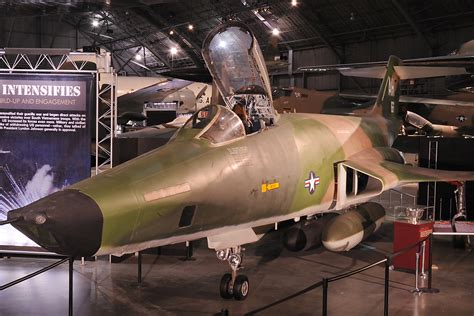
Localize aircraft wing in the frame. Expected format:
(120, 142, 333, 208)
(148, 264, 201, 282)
(118, 78, 192, 113)
(340, 93, 474, 107)
(298, 54, 474, 73)
(336, 147, 474, 207)
(343, 158, 474, 190)
(304, 65, 468, 79)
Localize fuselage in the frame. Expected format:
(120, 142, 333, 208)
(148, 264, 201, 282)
(9, 109, 391, 256)
(83, 111, 389, 255)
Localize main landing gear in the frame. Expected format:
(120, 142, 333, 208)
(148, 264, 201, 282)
(216, 246, 249, 300)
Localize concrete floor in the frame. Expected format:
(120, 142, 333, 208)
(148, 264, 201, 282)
(0, 221, 473, 316)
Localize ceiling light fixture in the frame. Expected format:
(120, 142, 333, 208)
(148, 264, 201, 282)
(135, 54, 142, 61)
(272, 28, 280, 36)
(92, 20, 99, 27)
(170, 47, 178, 55)
(291, 0, 297, 6)
(188, 24, 194, 31)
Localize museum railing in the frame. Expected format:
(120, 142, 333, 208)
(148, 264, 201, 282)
(0, 253, 74, 316)
(245, 234, 433, 316)
(321, 234, 433, 316)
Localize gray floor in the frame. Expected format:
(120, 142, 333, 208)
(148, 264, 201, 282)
(0, 221, 473, 316)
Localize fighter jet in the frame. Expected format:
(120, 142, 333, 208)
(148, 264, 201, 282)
(272, 86, 474, 137)
(3, 22, 474, 301)
(298, 41, 474, 136)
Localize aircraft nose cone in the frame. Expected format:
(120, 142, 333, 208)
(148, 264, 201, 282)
(7, 189, 103, 257)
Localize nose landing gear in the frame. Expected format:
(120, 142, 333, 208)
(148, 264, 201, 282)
(216, 246, 249, 300)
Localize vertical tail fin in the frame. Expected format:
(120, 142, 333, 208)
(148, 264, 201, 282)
(372, 55, 403, 139)
(374, 55, 402, 120)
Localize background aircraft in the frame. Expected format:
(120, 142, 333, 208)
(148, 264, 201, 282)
(273, 86, 474, 138)
(3, 22, 474, 302)
(298, 39, 474, 73)
(66, 51, 212, 127)
(116, 76, 211, 118)
(297, 40, 474, 136)
(91, 72, 212, 163)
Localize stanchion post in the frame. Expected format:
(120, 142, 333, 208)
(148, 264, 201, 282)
(322, 278, 328, 316)
(428, 234, 433, 289)
(411, 243, 421, 294)
(414, 251, 420, 292)
(421, 241, 426, 278)
(181, 241, 196, 261)
(137, 251, 142, 284)
(420, 234, 439, 294)
(186, 241, 193, 259)
(384, 257, 389, 316)
(69, 257, 74, 316)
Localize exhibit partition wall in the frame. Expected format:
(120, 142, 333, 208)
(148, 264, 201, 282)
(0, 73, 94, 249)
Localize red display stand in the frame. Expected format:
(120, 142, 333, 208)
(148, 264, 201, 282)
(393, 220, 433, 272)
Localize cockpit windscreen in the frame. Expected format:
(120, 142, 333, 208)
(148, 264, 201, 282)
(179, 105, 245, 145)
(183, 105, 217, 130)
(200, 106, 245, 144)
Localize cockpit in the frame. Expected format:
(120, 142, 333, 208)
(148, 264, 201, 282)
(202, 22, 277, 132)
(175, 104, 246, 145)
(171, 22, 281, 146)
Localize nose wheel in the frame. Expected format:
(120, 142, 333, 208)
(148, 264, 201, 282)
(216, 246, 249, 300)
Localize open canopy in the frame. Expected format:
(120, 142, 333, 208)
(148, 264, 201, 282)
(202, 22, 276, 125)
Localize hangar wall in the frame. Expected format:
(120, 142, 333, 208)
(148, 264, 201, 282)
(272, 24, 474, 92)
(1, 14, 474, 95)
(0, 16, 89, 50)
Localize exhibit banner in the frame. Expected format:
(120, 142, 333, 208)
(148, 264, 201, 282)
(0, 74, 93, 248)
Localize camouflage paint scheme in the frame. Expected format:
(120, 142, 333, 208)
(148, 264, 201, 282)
(274, 87, 474, 131)
(273, 87, 370, 115)
(6, 26, 474, 258)
(297, 39, 474, 135)
(72, 110, 388, 255)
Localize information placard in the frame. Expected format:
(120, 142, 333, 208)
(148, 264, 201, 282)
(0, 74, 93, 248)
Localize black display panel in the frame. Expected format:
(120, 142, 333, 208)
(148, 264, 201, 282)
(0, 73, 93, 248)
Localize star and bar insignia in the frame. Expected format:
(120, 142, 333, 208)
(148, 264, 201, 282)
(304, 171, 320, 194)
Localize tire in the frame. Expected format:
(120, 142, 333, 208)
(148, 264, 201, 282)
(219, 273, 233, 299)
(233, 275, 249, 301)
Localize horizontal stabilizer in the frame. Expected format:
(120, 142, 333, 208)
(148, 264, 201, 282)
(339, 66, 468, 79)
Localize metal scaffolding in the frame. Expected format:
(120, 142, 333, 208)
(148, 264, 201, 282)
(95, 71, 117, 174)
